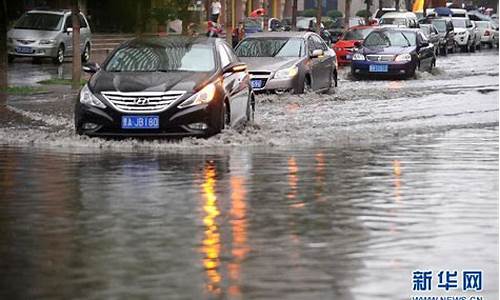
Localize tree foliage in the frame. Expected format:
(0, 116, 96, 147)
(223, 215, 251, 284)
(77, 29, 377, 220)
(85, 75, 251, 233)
(356, 9, 371, 18)
(301, 8, 317, 17)
(327, 10, 343, 19)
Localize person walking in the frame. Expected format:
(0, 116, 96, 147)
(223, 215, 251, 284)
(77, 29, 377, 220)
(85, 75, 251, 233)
(211, 0, 221, 23)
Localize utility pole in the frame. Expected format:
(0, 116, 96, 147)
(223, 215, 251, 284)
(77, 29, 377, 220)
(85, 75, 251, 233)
(291, 0, 297, 30)
(71, 0, 81, 90)
(0, 0, 8, 92)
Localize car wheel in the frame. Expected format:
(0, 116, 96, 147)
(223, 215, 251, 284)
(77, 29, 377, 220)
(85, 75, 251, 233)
(53, 45, 64, 64)
(441, 45, 448, 56)
(81, 43, 90, 63)
(8, 55, 14, 63)
(323, 69, 337, 94)
(470, 43, 475, 52)
(489, 41, 494, 49)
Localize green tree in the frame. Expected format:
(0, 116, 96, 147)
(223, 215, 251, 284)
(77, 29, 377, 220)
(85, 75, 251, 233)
(327, 10, 343, 19)
(302, 8, 317, 17)
(355, 9, 370, 18)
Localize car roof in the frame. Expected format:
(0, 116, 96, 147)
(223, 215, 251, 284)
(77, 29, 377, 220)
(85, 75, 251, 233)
(124, 36, 220, 48)
(27, 9, 70, 15)
(243, 31, 312, 39)
(349, 25, 375, 30)
(381, 12, 417, 18)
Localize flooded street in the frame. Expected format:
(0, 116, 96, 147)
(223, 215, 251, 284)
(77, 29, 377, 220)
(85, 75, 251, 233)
(0, 50, 498, 299)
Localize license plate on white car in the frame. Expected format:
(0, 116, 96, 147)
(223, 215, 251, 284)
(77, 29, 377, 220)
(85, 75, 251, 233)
(15, 46, 33, 54)
(122, 116, 159, 129)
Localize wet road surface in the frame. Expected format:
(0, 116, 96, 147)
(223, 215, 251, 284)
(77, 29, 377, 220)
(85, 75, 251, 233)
(0, 49, 498, 299)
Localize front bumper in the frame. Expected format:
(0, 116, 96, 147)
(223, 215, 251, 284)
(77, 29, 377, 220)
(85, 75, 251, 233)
(351, 60, 415, 77)
(251, 75, 297, 93)
(75, 99, 222, 137)
(7, 43, 59, 58)
(454, 34, 469, 46)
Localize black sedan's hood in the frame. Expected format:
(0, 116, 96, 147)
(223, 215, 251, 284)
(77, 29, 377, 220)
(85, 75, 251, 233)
(360, 46, 416, 55)
(89, 70, 215, 94)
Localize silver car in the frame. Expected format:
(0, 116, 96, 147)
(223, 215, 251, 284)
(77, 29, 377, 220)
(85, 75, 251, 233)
(234, 32, 338, 94)
(7, 9, 92, 64)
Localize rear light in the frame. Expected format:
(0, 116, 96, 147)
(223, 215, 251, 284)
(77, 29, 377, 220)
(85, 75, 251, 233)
(484, 30, 491, 36)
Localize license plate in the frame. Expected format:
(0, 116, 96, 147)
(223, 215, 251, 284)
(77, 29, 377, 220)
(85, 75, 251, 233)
(121, 115, 159, 129)
(15, 46, 33, 54)
(369, 64, 388, 73)
(251, 79, 263, 88)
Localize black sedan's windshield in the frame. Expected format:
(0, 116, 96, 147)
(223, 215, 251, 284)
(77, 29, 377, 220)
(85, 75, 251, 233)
(364, 31, 416, 47)
(343, 28, 375, 40)
(14, 13, 63, 31)
(105, 43, 215, 72)
(235, 38, 304, 57)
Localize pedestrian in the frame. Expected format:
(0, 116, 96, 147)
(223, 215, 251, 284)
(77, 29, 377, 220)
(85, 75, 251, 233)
(187, 23, 198, 37)
(211, 0, 221, 23)
(232, 22, 245, 48)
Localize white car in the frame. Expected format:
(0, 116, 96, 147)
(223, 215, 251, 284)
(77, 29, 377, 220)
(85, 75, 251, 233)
(379, 12, 419, 28)
(475, 20, 498, 48)
(451, 17, 479, 52)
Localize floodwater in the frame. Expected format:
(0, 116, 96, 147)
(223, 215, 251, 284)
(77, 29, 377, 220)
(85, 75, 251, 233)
(0, 50, 498, 300)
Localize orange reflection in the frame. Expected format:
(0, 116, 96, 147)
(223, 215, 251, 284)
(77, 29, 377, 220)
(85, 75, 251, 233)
(228, 175, 249, 296)
(393, 160, 402, 203)
(287, 157, 298, 201)
(314, 152, 326, 201)
(201, 162, 221, 295)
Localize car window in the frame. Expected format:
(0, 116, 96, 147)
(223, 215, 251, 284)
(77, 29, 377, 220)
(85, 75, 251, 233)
(222, 43, 238, 62)
(312, 35, 327, 51)
(235, 38, 304, 57)
(105, 43, 215, 72)
(79, 14, 87, 28)
(343, 28, 375, 40)
(14, 13, 63, 31)
(218, 45, 231, 67)
(307, 37, 316, 54)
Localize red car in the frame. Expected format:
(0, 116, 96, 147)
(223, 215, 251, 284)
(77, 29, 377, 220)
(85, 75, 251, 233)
(333, 26, 377, 65)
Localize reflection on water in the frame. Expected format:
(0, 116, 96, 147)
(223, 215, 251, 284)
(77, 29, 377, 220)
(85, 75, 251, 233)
(0, 127, 497, 299)
(201, 162, 222, 295)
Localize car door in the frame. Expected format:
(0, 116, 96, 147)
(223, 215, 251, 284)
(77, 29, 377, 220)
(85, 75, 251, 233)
(62, 15, 73, 55)
(417, 32, 433, 70)
(309, 35, 330, 90)
(219, 43, 248, 125)
(79, 13, 90, 51)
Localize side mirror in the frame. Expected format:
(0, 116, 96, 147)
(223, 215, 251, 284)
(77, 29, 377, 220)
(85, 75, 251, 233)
(421, 41, 429, 48)
(222, 62, 247, 74)
(82, 62, 100, 74)
(353, 41, 362, 48)
(66, 27, 73, 33)
(310, 49, 323, 58)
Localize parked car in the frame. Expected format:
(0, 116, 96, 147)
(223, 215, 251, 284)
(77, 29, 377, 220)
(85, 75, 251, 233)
(235, 32, 338, 94)
(451, 17, 480, 52)
(333, 25, 377, 64)
(372, 7, 397, 24)
(7, 9, 91, 64)
(379, 12, 419, 28)
(418, 24, 441, 56)
(475, 20, 498, 48)
(75, 37, 254, 137)
(351, 28, 436, 79)
(422, 17, 456, 54)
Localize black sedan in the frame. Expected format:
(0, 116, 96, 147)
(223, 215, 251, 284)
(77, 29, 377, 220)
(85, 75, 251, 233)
(75, 37, 254, 137)
(351, 28, 436, 79)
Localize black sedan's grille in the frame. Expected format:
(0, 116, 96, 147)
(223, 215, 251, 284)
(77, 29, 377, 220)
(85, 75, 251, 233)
(366, 55, 395, 62)
(101, 91, 185, 113)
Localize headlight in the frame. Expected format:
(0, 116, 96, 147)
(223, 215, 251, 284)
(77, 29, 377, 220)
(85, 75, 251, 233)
(351, 53, 365, 60)
(274, 66, 298, 79)
(80, 84, 106, 109)
(394, 53, 412, 62)
(178, 83, 216, 108)
(39, 39, 57, 45)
